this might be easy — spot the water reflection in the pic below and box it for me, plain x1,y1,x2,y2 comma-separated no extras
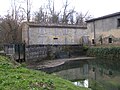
73,79,89,88
89,58,120,90
41,58,120,90
53,60,90,89
55,64,89,81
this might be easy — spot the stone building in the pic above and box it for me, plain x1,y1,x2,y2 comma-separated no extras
86,12,120,45
21,23,89,60
22,12,120,46
22,22,88,45
20,12,120,61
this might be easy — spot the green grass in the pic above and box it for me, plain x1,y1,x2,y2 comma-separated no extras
0,55,89,90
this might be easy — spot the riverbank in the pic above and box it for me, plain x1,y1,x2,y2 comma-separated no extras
0,55,89,90
26,56,95,70
87,46,120,60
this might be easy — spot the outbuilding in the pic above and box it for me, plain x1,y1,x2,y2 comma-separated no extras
22,22,88,45
86,12,120,45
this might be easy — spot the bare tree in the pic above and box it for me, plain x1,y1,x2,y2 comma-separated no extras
68,13,74,24
75,11,92,26
34,0,61,24
34,7,48,24
60,0,75,24
47,0,61,24
33,0,92,25
0,14,19,43
26,0,31,22
0,0,26,44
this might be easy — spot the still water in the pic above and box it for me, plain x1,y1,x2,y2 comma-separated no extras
41,58,120,90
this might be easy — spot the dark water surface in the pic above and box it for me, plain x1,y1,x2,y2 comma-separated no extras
41,58,120,90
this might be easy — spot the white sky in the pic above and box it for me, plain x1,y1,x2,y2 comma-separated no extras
0,0,120,18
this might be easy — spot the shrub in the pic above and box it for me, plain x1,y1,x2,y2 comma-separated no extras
87,47,120,60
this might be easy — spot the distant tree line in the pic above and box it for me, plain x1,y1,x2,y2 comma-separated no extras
0,0,92,44
0,0,25,44
33,0,92,26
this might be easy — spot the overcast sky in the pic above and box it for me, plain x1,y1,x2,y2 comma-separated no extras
0,0,120,18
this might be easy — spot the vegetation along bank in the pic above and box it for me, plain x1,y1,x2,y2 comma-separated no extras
87,46,120,60
0,55,89,90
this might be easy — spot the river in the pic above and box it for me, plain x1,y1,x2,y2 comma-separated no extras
40,58,120,90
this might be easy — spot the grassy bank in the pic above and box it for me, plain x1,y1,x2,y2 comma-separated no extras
0,55,88,90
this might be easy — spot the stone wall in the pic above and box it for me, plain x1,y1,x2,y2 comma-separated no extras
87,15,120,45
22,23,88,45
28,27,87,45
3,43,84,62
25,45,48,61
25,44,84,62
87,16,120,33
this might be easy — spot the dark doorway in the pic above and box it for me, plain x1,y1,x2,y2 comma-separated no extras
109,38,112,43
92,39,95,44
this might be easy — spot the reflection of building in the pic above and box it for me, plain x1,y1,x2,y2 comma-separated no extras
56,64,89,81
86,12,120,45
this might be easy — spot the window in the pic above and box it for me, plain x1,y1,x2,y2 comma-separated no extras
117,19,120,27
109,38,112,43
92,39,95,44
53,38,58,40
